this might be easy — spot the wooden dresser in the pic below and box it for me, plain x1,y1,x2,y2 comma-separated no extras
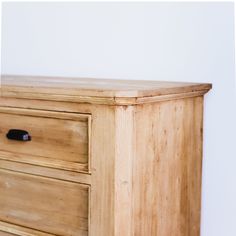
0,75,211,236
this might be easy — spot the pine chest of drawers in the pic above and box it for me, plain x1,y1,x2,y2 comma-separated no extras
0,75,211,236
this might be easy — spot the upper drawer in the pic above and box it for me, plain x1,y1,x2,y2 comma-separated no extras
0,107,91,173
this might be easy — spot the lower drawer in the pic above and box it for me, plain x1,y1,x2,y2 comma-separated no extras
0,169,89,236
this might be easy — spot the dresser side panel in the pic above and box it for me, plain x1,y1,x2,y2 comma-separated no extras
132,96,204,236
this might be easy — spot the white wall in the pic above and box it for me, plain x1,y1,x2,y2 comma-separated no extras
1,2,236,236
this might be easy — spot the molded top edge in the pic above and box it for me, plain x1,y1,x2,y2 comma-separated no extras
1,75,212,104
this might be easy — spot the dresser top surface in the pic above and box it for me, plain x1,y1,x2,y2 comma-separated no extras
1,75,212,105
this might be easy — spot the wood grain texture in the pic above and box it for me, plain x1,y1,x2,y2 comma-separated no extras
0,221,55,236
0,159,91,185
89,105,116,236
0,107,91,173
0,169,89,236
0,231,17,236
132,97,204,236
1,75,212,105
0,76,211,236
114,106,134,236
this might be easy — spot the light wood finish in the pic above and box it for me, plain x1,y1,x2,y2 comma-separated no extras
89,105,118,236
0,231,17,236
0,158,91,185
0,75,211,236
0,221,54,236
0,169,89,236
0,107,91,173
114,106,134,236
132,97,203,235
2,75,212,105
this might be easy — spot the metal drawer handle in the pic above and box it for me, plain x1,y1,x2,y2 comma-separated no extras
6,129,31,141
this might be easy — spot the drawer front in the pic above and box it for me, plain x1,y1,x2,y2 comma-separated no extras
0,107,91,172
0,169,89,236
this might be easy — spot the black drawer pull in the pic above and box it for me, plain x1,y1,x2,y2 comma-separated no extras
6,129,31,141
